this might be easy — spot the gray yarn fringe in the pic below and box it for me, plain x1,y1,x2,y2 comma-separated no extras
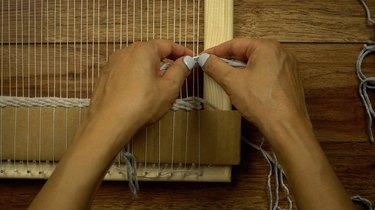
121,149,139,199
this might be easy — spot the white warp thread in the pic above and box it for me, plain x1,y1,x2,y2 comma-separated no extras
0,56,244,110
0,57,244,199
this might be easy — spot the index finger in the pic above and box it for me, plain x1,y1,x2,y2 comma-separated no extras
203,38,261,60
151,39,194,60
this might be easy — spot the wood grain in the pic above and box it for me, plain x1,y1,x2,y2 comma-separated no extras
203,0,233,110
283,43,375,142
233,0,375,42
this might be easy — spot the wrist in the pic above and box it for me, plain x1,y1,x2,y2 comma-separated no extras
80,108,142,154
259,111,317,155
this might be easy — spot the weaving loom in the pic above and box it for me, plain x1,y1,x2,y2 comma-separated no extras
0,0,240,182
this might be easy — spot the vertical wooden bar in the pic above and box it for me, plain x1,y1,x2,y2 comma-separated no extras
203,0,233,110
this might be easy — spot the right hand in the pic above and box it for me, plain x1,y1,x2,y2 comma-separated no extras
202,39,309,132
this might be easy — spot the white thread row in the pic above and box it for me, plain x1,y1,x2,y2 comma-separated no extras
0,96,213,111
0,96,90,108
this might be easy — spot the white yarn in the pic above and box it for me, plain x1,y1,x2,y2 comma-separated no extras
0,95,216,112
0,96,90,108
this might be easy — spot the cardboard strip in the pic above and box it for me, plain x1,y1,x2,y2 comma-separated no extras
1,108,240,165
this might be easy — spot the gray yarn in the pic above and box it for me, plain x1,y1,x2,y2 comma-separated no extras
242,137,293,210
352,195,375,210
121,150,139,199
357,0,375,143
243,137,375,210
359,0,375,25
352,2,375,208
272,153,280,210
356,42,375,143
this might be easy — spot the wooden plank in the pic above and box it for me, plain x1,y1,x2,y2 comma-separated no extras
0,0,204,44
283,43,374,142
0,162,233,182
234,0,375,42
203,0,233,110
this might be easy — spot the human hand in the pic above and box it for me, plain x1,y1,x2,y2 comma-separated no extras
88,40,193,131
199,39,355,210
200,39,309,132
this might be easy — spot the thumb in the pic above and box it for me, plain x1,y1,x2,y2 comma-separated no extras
198,53,234,89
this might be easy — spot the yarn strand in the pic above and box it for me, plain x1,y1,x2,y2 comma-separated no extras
359,0,375,25
356,42,375,143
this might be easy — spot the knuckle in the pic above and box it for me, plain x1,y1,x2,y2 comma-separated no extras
264,39,283,52
265,39,281,48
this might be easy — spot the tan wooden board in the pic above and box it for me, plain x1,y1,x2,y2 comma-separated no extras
203,0,233,110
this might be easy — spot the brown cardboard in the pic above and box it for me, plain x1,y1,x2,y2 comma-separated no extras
1,108,241,165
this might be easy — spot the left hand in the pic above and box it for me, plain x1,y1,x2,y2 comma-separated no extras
88,40,193,132
29,40,193,210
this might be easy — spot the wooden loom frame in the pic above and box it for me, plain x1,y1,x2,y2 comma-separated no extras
0,0,238,182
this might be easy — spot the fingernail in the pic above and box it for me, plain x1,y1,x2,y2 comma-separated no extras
198,53,210,68
183,56,196,71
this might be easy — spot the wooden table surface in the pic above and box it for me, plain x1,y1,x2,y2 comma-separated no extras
1,0,375,209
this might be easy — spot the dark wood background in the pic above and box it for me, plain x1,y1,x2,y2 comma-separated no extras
1,0,374,209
